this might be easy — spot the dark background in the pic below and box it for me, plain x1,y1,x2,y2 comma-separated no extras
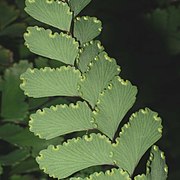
0,0,180,179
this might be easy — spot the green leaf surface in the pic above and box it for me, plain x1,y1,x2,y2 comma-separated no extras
20,66,81,98
0,23,26,37
24,26,79,65
93,76,137,139
1,61,32,120
134,146,168,180
30,101,94,140
79,52,120,107
10,157,39,175
37,133,114,179
72,166,102,179
77,40,104,73
0,46,13,72
134,174,147,180
113,109,163,175
68,0,91,16
10,175,34,180
74,16,102,44
0,149,29,166
0,124,22,138
28,97,49,111
146,145,168,180
35,57,64,69
41,97,69,109
25,0,72,31
0,1,19,30
71,168,131,180
0,124,62,157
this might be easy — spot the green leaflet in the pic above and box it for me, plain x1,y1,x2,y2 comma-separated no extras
35,56,64,69
20,66,81,98
29,101,94,140
0,1,25,37
134,174,147,180
0,22,26,38
74,16,102,44
0,1,19,30
10,175,34,180
0,149,29,166
0,46,12,73
0,124,62,157
1,61,32,121
146,145,168,180
36,133,114,179
25,0,72,31
94,76,137,139
10,157,39,175
71,168,131,180
134,146,168,180
113,109,163,175
68,0,91,16
77,40,104,73
79,52,120,107
24,26,79,65
0,123,22,138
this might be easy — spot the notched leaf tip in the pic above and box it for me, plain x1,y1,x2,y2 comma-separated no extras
84,134,93,142
46,0,53,4
27,0,35,3
37,109,45,115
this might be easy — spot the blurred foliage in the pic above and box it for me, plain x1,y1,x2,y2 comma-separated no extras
0,0,179,179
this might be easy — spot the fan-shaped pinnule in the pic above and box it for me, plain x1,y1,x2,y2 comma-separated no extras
146,146,168,180
77,40,104,73
113,108,163,175
29,101,94,140
79,52,121,108
93,76,137,139
68,0,92,16
25,0,72,31
36,133,114,179
24,26,79,65
20,66,81,98
134,146,168,180
74,16,102,44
